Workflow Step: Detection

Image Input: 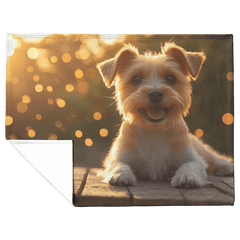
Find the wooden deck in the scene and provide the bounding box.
[73,167,234,206]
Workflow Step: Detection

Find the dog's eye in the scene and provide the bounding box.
[165,74,176,85]
[131,75,142,85]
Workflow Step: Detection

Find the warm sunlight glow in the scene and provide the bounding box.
[7,35,15,57]
[100,34,125,45]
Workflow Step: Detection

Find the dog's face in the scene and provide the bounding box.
[97,42,206,130]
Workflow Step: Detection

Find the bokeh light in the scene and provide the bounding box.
[70,109,78,117]
[76,80,89,95]
[93,112,102,121]
[56,98,66,108]
[8,134,17,140]
[195,128,204,138]
[35,84,43,92]
[35,114,42,120]
[85,138,93,147]
[33,75,40,82]
[75,130,83,138]
[47,86,53,92]
[27,47,39,59]
[5,116,13,126]
[66,84,74,92]
[27,66,34,72]
[60,127,65,132]
[22,95,31,104]
[222,113,233,125]
[17,101,28,113]
[48,133,58,140]
[75,45,90,60]
[62,53,71,63]
[75,69,84,79]
[12,77,19,84]
[48,98,54,105]
[28,129,36,138]
[99,128,108,137]
[26,126,32,131]
[51,56,58,63]
[226,72,233,81]
[55,121,63,128]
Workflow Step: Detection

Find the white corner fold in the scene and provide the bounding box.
[8,140,73,204]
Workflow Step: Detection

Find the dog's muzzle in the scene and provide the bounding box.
[138,106,172,123]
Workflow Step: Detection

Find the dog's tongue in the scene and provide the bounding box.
[147,108,165,120]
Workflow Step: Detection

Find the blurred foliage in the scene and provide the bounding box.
[6,34,233,167]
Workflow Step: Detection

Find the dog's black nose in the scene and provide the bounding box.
[148,90,164,103]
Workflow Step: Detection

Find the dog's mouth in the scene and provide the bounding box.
[138,106,172,123]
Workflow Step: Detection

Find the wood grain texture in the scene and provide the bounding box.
[75,168,131,206]
[73,167,234,206]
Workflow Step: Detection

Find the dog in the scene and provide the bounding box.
[97,42,233,188]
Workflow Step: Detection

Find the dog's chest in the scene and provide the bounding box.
[134,128,171,180]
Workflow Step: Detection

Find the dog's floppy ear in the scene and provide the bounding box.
[97,45,139,88]
[162,42,206,80]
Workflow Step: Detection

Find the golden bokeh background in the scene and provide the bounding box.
[6,34,233,167]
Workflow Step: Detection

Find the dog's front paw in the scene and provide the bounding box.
[102,164,137,186]
[171,162,211,188]
[109,171,137,186]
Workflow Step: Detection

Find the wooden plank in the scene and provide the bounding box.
[219,176,234,189]
[128,181,185,205]
[177,175,234,205]
[73,167,88,194]
[208,175,234,196]
[73,168,235,206]
[76,168,131,206]
[178,186,234,205]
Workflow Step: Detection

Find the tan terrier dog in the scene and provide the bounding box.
[97,42,233,188]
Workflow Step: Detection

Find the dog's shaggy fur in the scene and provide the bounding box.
[97,42,233,188]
